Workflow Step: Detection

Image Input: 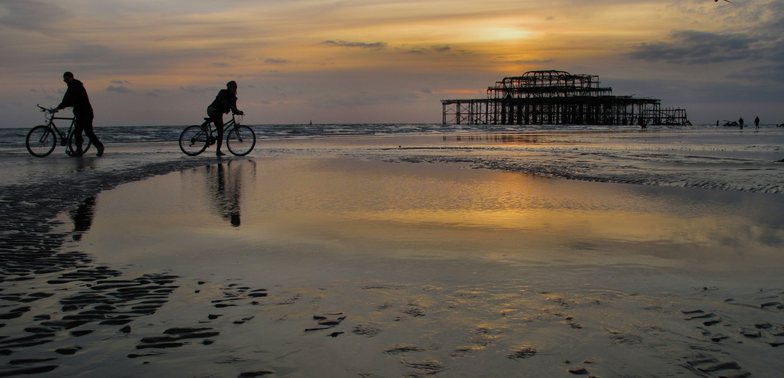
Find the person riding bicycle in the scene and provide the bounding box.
[56,72,104,156]
[207,81,244,157]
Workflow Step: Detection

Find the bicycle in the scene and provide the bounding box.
[26,105,92,157]
[179,114,256,156]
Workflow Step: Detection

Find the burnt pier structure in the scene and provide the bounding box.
[441,70,688,126]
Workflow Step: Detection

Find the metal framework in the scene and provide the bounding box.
[442,70,688,126]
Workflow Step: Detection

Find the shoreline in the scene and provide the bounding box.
[3,127,783,195]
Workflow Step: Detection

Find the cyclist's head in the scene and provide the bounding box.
[227,80,237,89]
[63,71,74,83]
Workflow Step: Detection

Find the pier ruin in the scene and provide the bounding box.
[441,70,689,126]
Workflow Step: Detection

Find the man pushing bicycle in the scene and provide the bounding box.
[56,72,104,157]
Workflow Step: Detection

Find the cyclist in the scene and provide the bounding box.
[207,81,244,157]
[56,72,104,156]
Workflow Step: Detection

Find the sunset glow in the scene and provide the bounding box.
[1,0,781,126]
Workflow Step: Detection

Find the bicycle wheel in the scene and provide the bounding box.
[226,125,256,156]
[179,125,209,156]
[67,131,92,156]
[26,125,57,157]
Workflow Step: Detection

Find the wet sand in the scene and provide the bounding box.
[1,135,783,377]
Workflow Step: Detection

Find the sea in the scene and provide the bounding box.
[1,123,782,194]
[0,123,673,148]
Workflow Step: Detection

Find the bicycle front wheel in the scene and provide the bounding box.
[179,125,209,156]
[226,125,256,156]
[67,131,92,156]
[26,125,56,157]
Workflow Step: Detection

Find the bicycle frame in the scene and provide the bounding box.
[26,103,95,158]
[38,105,76,144]
[200,114,241,141]
[202,114,239,131]
[49,116,76,145]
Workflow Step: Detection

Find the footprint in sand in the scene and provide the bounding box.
[305,313,346,332]
[134,327,220,351]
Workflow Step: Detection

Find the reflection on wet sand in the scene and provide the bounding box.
[206,160,256,227]
[69,196,95,241]
[5,155,782,377]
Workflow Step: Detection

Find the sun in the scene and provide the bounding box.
[479,26,533,41]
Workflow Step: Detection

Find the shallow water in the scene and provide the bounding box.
[50,155,784,377]
[80,157,784,286]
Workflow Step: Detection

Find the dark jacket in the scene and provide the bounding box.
[208,89,240,115]
[58,79,93,116]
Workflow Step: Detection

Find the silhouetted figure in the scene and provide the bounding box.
[639,117,647,129]
[70,196,96,241]
[57,72,104,157]
[716,120,719,127]
[754,116,760,129]
[738,117,744,129]
[207,81,244,157]
[207,162,242,227]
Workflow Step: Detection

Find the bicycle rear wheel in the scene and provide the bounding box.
[26,125,57,157]
[226,125,256,156]
[180,125,209,156]
[67,131,92,156]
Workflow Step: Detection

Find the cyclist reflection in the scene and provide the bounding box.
[70,196,96,241]
[206,161,244,227]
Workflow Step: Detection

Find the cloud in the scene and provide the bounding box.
[404,45,452,54]
[110,80,130,85]
[628,30,757,64]
[0,0,65,32]
[321,40,387,49]
[612,77,784,104]
[179,86,213,93]
[729,63,784,84]
[106,85,133,94]
[264,57,289,65]
[146,89,169,97]
[513,58,556,65]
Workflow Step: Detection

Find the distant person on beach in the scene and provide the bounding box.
[738,117,744,129]
[56,72,104,157]
[207,81,244,157]
[754,116,760,129]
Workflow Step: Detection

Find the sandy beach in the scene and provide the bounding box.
[1,129,783,377]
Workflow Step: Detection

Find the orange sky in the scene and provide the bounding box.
[1,0,781,126]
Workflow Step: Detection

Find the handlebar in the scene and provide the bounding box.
[37,104,58,113]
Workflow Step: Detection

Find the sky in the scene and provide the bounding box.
[1,0,782,127]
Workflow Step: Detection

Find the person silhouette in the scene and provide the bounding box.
[738,117,744,129]
[207,81,244,157]
[57,72,104,156]
[754,116,760,129]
